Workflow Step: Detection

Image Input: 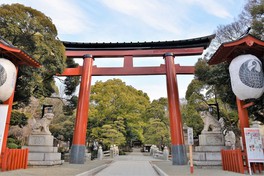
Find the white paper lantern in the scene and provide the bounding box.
[229,54,264,100]
[0,58,17,101]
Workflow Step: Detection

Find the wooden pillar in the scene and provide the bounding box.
[70,54,93,164]
[1,66,18,155]
[164,53,187,165]
[2,92,15,154]
[236,97,250,152]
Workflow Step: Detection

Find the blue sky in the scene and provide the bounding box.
[1,0,247,100]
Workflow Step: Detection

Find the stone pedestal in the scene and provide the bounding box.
[199,132,225,146]
[193,132,230,167]
[23,134,64,166]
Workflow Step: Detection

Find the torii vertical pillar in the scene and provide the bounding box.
[164,53,187,165]
[70,54,93,164]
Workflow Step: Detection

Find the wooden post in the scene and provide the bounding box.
[236,97,250,152]
[189,145,193,174]
[70,54,93,164]
[164,53,187,165]
[188,127,194,173]
[1,66,18,169]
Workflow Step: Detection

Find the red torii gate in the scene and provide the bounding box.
[61,35,215,165]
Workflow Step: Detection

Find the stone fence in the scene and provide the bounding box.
[150,145,169,160]
[98,145,119,160]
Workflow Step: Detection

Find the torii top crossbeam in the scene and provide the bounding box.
[63,34,215,58]
[61,34,215,76]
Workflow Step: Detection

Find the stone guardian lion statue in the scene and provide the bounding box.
[31,107,54,135]
[200,111,222,133]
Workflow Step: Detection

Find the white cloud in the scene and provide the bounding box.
[1,0,243,100]
[100,0,187,35]
[99,0,233,40]
[185,0,232,18]
[1,0,92,35]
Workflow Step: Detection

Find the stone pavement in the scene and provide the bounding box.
[94,148,160,176]
[0,160,111,176]
[1,148,262,176]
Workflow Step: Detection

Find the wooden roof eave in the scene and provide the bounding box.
[0,42,41,68]
[208,34,264,65]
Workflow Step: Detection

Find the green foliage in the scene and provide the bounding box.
[7,137,19,149]
[88,79,150,148]
[50,117,75,142]
[142,97,170,146]
[10,110,28,127]
[144,98,168,120]
[195,59,235,105]
[181,103,204,137]
[101,124,126,147]
[64,77,80,96]
[143,118,170,147]
[205,0,264,124]
[63,95,78,116]
[64,58,80,96]
[0,3,66,106]
[185,58,241,135]
[248,0,264,40]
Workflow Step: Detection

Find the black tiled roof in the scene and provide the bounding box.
[63,34,215,50]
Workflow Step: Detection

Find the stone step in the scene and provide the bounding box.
[28,152,61,161]
[193,151,221,161]
[195,146,230,152]
[22,146,58,153]
[193,160,222,166]
[28,160,64,166]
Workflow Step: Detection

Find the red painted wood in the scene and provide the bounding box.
[0,43,40,67]
[242,102,254,109]
[164,54,184,145]
[123,56,133,68]
[208,35,264,65]
[72,56,93,145]
[1,148,28,172]
[60,65,195,76]
[2,66,18,155]
[92,65,166,76]
[59,66,82,76]
[2,94,14,153]
[236,98,250,153]
[223,35,264,47]
[221,149,244,174]
[66,47,204,58]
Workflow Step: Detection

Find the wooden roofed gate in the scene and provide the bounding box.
[209,34,264,174]
[60,35,215,165]
[0,37,40,171]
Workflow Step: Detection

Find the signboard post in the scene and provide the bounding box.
[0,105,9,153]
[244,128,264,175]
[188,127,194,174]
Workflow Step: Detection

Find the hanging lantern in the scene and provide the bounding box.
[0,58,17,101]
[229,54,264,100]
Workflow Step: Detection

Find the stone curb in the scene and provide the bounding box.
[75,164,109,176]
[151,164,168,176]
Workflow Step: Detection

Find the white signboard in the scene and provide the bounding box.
[0,105,8,153]
[187,127,194,145]
[244,128,264,163]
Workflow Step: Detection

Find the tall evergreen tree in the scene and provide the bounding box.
[88,79,150,148]
[0,3,66,106]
